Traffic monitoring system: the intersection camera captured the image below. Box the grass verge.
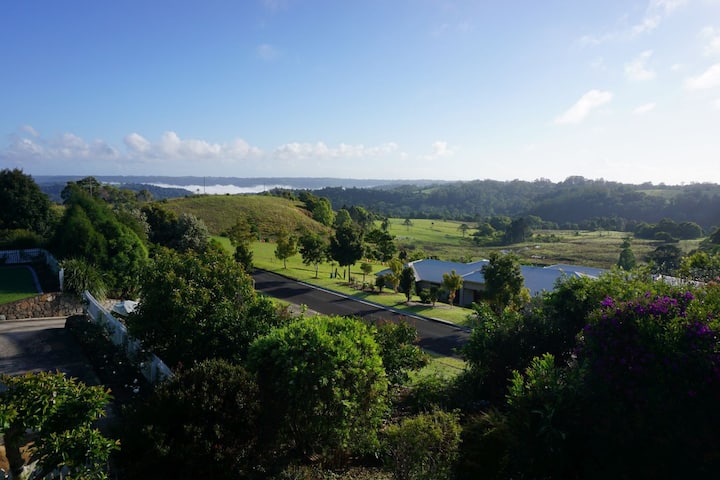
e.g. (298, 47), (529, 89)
(216, 237), (475, 326)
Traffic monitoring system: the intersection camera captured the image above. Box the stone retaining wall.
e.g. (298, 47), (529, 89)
(0, 293), (83, 320)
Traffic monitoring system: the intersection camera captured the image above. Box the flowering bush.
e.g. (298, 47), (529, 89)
(578, 290), (720, 476)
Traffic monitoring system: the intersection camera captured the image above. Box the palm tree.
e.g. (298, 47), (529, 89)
(442, 270), (463, 307)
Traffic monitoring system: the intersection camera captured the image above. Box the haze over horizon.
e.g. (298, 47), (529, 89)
(2, 0), (720, 185)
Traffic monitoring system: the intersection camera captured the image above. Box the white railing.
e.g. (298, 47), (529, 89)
(82, 291), (173, 384)
(0, 248), (60, 273)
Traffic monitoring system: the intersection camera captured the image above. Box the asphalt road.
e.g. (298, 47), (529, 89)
(251, 270), (470, 357)
(0, 317), (99, 382)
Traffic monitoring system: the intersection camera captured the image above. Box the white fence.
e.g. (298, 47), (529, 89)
(82, 291), (173, 384)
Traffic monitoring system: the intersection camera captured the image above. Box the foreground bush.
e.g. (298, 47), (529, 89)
(119, 359), (263, 479)
(383, 409), (462, 480)
(248, 316), (389, 462)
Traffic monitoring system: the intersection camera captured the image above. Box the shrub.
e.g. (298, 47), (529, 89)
(248, 316), (389, 461)
(119, 359), (263, 479)
(383, 409), (462, 480)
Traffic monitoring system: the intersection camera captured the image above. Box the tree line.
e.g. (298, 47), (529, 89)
(282, 176), (720, 231)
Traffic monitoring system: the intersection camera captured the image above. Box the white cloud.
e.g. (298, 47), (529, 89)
(580, 0), (685, 46)
(671, 63), (683, 71)
(633, 102), (657, 114)
(2, 128), (408, 175)
(630, 15), (661, 36)
(125, 131), (262, 161)
(685, 63), (720, 89)
(256, 43), (279, 61)
(124, 133), (152, 153)
(714, 98), (720, 109)
(700, 27), (720, 55)
(2, 130), (119, 164)
(425, 140), (456, 159)
(555, 90), (614, 125)
(650, 0), (687, 14)
(625, 50), (656, 81)
(20, 125), (39, 137)
(273, 141), (398, 160)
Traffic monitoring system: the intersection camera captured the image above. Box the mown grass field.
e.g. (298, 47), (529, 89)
(162, 194), (330, 236)
(0, 266), (40, 304)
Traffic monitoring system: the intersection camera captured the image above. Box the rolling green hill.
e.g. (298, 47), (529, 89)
(161, 194), (330, 236)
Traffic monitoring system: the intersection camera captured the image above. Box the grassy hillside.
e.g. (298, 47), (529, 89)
(161, 194), (330, 236)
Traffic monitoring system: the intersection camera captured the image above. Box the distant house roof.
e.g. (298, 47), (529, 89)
(379, 258), (605, 296)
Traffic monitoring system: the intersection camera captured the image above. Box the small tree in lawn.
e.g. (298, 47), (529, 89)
(403, 218), (414, 232)
(361, 262), (373, 284)
(227, 217), (256, 271)
(329, 223), (364, 281)
(299, 232), (328, 278)
(442, 270), (463, 307)
(458, 223), (470, 237)
(387, 258), (404, 293)
(400, 266), (416, 302)
(375, 274), (387, 293)
(275, 229), (298, 269)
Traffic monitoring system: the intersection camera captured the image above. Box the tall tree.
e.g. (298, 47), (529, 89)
(299, 232), (328, 278)
(52, 185), (148, 297)
(226, 217), (255, 271)
(0, 169), (54, 236)
(481, 252), (525, 313)
(275, 229), (298, 269)
(647, 244), (682, 275)
(503, 217), (532, 244)
(174, 213), (210, 253)
(617, 247), (636, 270)
(365, 228), (397, 261)
(329, 223), (364, 280)
(400, 266), (416, 302)
(386, 258), (404, 293)
(442, 270), (463, 307)
(312, 197), (335, 227)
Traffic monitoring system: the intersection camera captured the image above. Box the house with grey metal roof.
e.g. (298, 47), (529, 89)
(378, 258), (605, 307)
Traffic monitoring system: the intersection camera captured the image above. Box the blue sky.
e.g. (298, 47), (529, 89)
(2, 0), (720, 184)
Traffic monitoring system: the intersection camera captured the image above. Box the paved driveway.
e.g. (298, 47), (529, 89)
(0, 317), (99, 383)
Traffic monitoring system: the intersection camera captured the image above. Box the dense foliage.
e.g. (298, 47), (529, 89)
(51, 183), (148, 296)
(0, 372), (117, 479)
(127, 244), (286, 367)
(0, 169), (55, 237)
(247, 316), (389, 461)
(120, 360), (264, 479)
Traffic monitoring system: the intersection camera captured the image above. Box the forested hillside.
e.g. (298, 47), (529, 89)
(307, 177), (720, 230)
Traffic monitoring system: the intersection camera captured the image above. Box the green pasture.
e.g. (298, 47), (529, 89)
(0, 265), (41, 304)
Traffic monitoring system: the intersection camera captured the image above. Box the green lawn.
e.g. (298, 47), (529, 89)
(0, 265), (41, 304)
(215, 236), (475, 326)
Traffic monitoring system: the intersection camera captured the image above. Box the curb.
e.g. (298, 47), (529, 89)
(252, 269), (471, 333)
